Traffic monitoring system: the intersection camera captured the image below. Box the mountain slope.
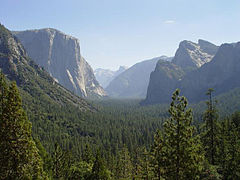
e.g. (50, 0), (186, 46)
(13, 28), (105, 98)
(94, 66), (127, 88)
(144, 40), (240, 104)
(0, 24), (93, 111)
(180, 42), (240, 102)
(0, 23), (99, 153)
(106, 56), (172, 98)
(143, 60), (185, 104)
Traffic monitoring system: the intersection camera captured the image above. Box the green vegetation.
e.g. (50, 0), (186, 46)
(1, 71), (240, 179)
(0, 73), (44, 179)
(1, 22), (240, 179)
(1, 23), (240, 179)
(150, 89), (204, 179)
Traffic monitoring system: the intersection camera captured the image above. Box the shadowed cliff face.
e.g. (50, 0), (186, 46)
(143, 40), (240, 104)
(13, 28), (105, 98)
(143, 60), (185, 104)
(179, 42), (240, 102)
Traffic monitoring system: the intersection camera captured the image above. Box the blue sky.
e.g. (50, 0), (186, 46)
(1, 0), (240, 70)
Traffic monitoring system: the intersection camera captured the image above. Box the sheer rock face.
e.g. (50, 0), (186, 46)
(144, 41), (240, 104)
(172, 40), (218, 70)
(143, 40), (222, 104)
(143, 60), (185, 104)
(0, 24), (93, 111)
(179, 42), (240, 102)
(13, 28), (105, 98)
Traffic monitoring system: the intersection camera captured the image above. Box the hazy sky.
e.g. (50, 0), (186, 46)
(1, 0), (240, 70)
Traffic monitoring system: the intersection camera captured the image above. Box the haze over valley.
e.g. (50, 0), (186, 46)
(1, 0), (240, 179)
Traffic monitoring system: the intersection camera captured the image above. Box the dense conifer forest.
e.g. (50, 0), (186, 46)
(1, 72), (240, 179)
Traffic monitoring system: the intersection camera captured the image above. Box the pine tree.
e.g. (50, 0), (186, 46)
(90, 150), (110, 180)
(82, 143), (94, 164)
(150, 130), (167, 179)
(133, 147), (152, 179)
(222, 118), (240, 179)
(52, 143), (72, 179)
(115, 145), (133, 179)
(152, 89), (204, 179)
(201, 88), (220, 165)
(35, 138), (52, 177)
(141, 147), (153, 180)
(0, 73), (44, 179)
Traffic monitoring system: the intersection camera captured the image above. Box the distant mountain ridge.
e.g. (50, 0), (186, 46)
(106, 56), (172, 98)
(143, 40), (224, 104)
(13, 28), (105, 98)
(94, 66), (128, 88)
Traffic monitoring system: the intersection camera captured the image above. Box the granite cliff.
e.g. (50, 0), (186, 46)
(180, 42), (240, 102)
(143, 40), (224, 104)
(13, 28), (105, 98)
(172, 39), (218, 70)
(0, 24), (92, 110)
(143, 60), (185, 104)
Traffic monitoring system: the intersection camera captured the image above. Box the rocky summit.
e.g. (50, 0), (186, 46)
(13, 28), (105, 98)
(143, 40), (222, 104)
(179, 42), (240, 102)
(172, 39), (218, 70)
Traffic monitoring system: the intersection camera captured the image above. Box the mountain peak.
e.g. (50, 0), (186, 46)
(118, 66), (128, 72)
(172, 40), (218, 69)
(198, 39), (218, 55)
(94, 65), (128, 88)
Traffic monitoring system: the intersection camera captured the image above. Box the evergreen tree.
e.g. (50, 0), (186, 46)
(90, 150), (110, 180)
(35, 138), (52, 177)
(150, 130), (167, 179)
(133, 147), (152, 179)
(141, 147), (153, 180)
(220, 118), (240, 179)
(68, 161), (92, 180)
(82, 143), (94, 164)
(115, 145), (133, 179)
(0, 73), (44, 179)
(152, 89), (204, 179)
(52, 143), (72, 179)
(201, 88), (220, 165)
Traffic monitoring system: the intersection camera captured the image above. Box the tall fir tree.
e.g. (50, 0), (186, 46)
(201, 88), (220, 165)
(221, 118), (240, 179)
(141, 147), (153, 180)
(90, 150), (110, 180)
(115, 145), (133, 179)
(133, 147), (152, 179)
(152, 89), (204, 179)
(150, 129), (167, 179)
(0, 73), (44, 179)
(52, 143), (72, 179)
